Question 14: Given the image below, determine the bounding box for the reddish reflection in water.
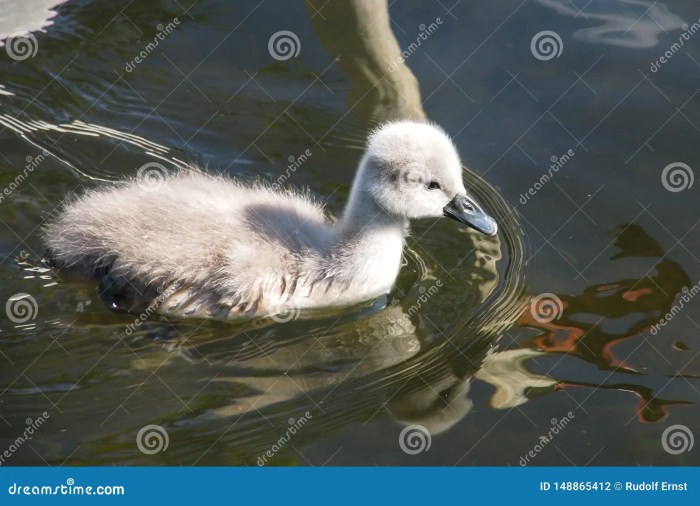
[518,224,694,422]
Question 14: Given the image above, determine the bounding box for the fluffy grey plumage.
[43,120,497,320]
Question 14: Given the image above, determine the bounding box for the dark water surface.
[0,0,698,465]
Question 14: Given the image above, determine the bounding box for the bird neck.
[320,164,408,297]
[338,182,407,240]
[330,189,407,296]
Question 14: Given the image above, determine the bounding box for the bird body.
[44,121,497,320]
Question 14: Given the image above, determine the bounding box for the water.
[0,0,698,466]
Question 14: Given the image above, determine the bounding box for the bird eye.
[427,181,441,190]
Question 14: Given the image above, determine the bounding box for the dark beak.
[443,193,498,236]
